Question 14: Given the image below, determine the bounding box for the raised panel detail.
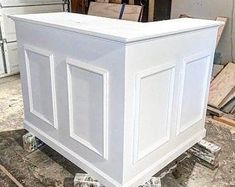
[133,63,175,162]
[176,52,211,134]
[66,58,109,159]
[24,45,58,128]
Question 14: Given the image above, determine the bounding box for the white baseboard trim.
[123,129,206,187]
[25,120,205,187]
[24,120,122,187]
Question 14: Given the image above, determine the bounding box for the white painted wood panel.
[24,45,58,129]
[133,63,175,162]
[11,13,220,187]
[176,52,211,135]
[66,58,109,159]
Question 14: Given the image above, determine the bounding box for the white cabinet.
[11,13,221,187]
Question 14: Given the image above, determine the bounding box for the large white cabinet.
[0,0,69,77]
[11,13,221,187]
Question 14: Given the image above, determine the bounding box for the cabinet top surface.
[10,12,221,43]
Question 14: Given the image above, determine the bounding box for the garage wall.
[171,0,235,64]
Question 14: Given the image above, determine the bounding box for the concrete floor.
[0,75,234,187]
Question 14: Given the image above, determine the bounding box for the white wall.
[171,0,235,64]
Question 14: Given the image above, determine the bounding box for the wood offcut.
[0,165,24,187]
[216,17,228,47]
[208,62,235,108]
[213,116,235,127]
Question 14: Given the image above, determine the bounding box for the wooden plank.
[221,98,235,114]
[71,0,87,14]
[208,62,235,108]
[128,0,135,5]
[207,106,224,117]
[211,64,224,81]
[74,173,161,187]
[148,0,155,22]
[188,139,221,170]
[122,4,142,21]
[216,17,228,47]
[218,87,235,108]
[213,116,235,127]
[88,2,121,19]
[0,165,24,187]
[96,0,109,3]
[109,0,122,4]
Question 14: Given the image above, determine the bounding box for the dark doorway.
[154,0,172,21]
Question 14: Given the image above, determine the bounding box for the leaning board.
[208,62,235,108]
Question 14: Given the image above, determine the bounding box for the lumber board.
[211,64,224,81]
[88,2,121,19]
[208,62,235,108]
[109,0,122,4]
[129,0,135,5]
[122,4,142,21]
[219,87,235,108]
[207,106,224,117]
[95,0,109,3]
[188,139,221,170]
[213,116,235,127]
[216,17,228,47]
[148,0,155,22]
[0,165,24,187]
[221,98,235,114]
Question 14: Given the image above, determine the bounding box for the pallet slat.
[88,2,121,19]
[213,116,235,127]
[122,4,142,21]
[216,17,228,47]
[208,62,235,108]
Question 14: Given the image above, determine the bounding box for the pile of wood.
[208,62,235,114]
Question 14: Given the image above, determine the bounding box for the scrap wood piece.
[74,173,105,187]
[231,105,235,114]
[207,105,224,117]
[88,2,121,19]
[221,98,235,114]
[74,173,161,187]
[179,14,192,18]
[109,0,122,4]
[0,165,24,187]
[95,0,109,3]
[148,0,154,22]
[122,4,142,21]
[216,17,228,46]
[218,87,235,108]
[128,0,135,5]
[197,139,221,156]
[208,62,235,108]
[213,116,235,127]
[23,132,44,153]
[187,139,221,170]
[211,64,224,81]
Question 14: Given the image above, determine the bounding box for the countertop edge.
[9,15,222,43]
